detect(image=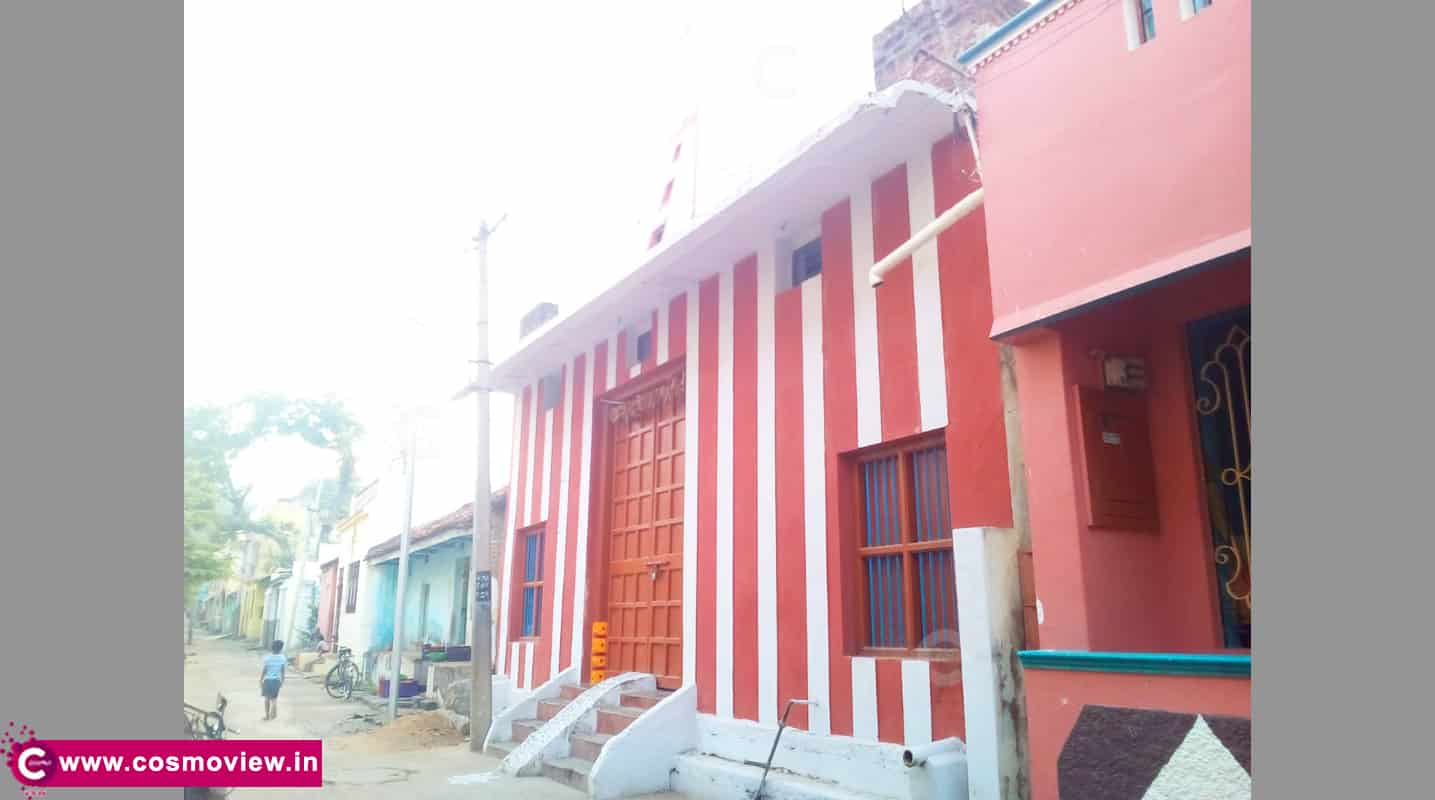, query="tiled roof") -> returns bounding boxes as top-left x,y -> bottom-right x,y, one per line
364,487 -> 508,561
